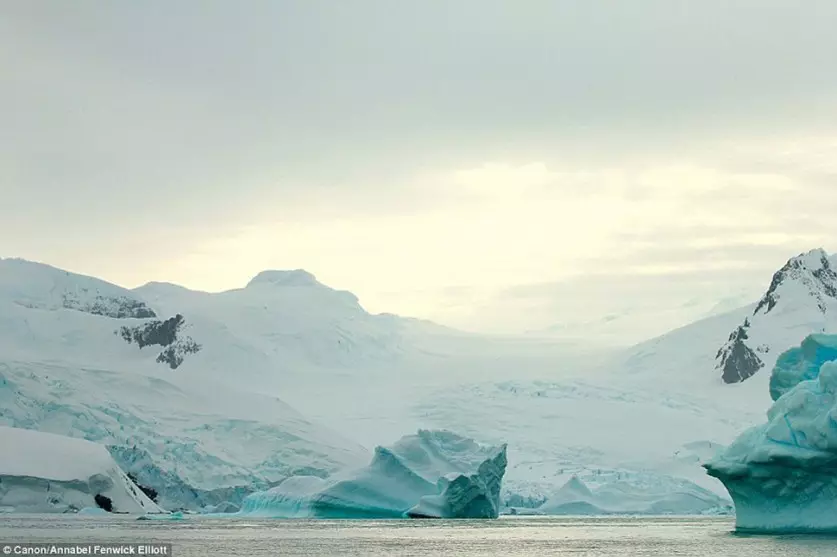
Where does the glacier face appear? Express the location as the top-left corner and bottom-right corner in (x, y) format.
(0, 359), (368, 510)
(705, 334), (837, 532)
(0, 426), (163, 514)
(239, 430), (508, 519)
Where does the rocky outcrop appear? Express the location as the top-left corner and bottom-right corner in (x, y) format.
(119, 314), (201, 369)
(716, 319), (764, 383)
(62, 292), (156, 319)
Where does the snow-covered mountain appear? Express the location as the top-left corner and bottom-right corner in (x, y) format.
(0, 258), (373, 510)
(714, 249), (837, 384)
(4, 249), (835, 515)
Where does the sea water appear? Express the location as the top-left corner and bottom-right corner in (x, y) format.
(1, 515), (835, 556)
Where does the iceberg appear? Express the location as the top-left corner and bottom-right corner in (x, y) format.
(705, 334), (837, 532)
(0, 426), (163, 514)
(537, 474), (729, 516)
(239, 430), (507, 519)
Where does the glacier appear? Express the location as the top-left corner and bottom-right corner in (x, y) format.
(2, 254), (815, 516)
(239, 430), (507, 519)
(705, 334), (837, 532)
(0, 426), (163, 514)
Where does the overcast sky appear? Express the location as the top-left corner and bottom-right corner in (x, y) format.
(3, 1), (837, 338)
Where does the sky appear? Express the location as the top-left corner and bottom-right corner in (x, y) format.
(3, 1), (837, 342)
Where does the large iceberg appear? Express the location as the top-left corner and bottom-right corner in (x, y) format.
(0, 426), (163, 514)
(705, 334), (837, 532)
(239, 430), (507, 519)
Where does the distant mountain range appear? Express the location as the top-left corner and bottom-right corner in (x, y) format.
(1, 248), (835, 512)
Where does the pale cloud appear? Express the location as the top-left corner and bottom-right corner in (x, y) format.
(4, 1), (837, 340)
(113, 154), (834, 330)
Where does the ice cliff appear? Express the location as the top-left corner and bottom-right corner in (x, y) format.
(239, 430), (507, 519)
(705, 334), (837, 532)
(0, 426), (163, 514)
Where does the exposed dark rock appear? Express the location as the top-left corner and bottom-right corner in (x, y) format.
(717, 321), (764, 384)
(119, 314), (201, 369)
(156, 341), (201, 369)
(120, 314), (184, 348)
(127, 473), (158, 502)
(62, 291), (156, 319)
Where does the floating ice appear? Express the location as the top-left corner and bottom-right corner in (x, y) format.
(239, 430), (507, 519)
(705, 334), (837, 532)
(537, 475), (729, 516)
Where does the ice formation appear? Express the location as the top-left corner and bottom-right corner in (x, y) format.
(239, 430), (507, 519)
(0, 426), (163, 514)
(536, 475), (729, 516)
(705, 334), (837, 532)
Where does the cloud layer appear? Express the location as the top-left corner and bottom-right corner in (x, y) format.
(2, 2), (837, 339)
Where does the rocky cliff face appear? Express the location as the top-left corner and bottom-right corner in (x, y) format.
(118, 314), (201, 369)
(716, 319), (764, 384)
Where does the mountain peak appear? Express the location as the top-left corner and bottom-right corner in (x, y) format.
(753, 248), (837, 317)
(246, 269), (319, 288)
(716, 248), (837, 384)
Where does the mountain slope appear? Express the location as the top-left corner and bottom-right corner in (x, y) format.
(6, 251), (832, 515)
(0, 258), (369, 509)
(714, 249), (837, 384)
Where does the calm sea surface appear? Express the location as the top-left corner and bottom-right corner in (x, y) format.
(1, 515), (836, 556)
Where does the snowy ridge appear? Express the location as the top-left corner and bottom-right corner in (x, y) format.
(715, 249), (837, 384)
(0, 258), (155, 319)
(132, 268), (420, 376)
(0, 426), (163, 514)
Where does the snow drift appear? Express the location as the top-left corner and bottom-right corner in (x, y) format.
(705, 334), (837, 532)
(0, 426), (163, 514)
(239, 430), (507, 519)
